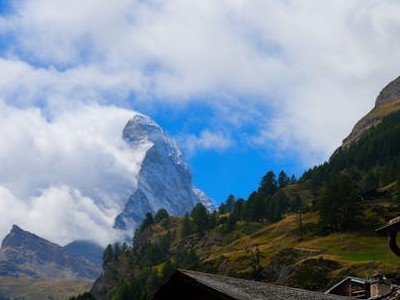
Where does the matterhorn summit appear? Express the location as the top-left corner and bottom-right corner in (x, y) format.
(114, 113), (214, 230)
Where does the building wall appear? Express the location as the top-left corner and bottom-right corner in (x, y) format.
(329, 279), (369, 299)
(370, 282), (391, 298)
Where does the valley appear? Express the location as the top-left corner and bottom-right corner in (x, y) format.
(0, 277), (92, 300)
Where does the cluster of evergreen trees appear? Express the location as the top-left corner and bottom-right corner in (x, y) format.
(300, 111), (400, 232)
(103, 242), (128, 266)
(302, 111), (400, 193)
(176, 170), (301, 239)
(106, 208), (199, 300)
(213, 111), (400, 234)
(217, 171), (299, 224)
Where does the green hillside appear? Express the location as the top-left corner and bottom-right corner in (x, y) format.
(91, 211), (400, 300)
(87, 110), (400, 300)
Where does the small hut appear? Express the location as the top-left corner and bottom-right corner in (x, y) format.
(325, 276), (370, 299)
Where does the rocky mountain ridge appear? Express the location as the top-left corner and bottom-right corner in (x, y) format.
(63, 240), (104, 267)
(114, 114), (214, 231)
(0, 225), (101, 280)
(342, 75), (400, 147)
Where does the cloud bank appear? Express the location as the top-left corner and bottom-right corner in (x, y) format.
(0, 104), (138, 245)
(1, 1), (399, 157)
(1, 0), (400, 243)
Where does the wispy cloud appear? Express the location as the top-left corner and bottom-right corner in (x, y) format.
(183, 130), (233, 154)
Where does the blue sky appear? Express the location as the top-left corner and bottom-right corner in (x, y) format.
(0, 0), (9, 13)
(144, 101), (303, 202)
(1, 0), (400, 244)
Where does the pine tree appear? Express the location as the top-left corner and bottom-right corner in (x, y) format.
(225, 194), (236, 213)
(259, 170), (277, 196)
(154, 208), (170, 226)
(246, 192), (265, 221)
(223, 213), (237, 233)
(102, 244), (114, 266)
(269, 190), (289, 222)
(140, 212), (154, 232)
(181, 213), (192, 238)
(247, 246), (265, 281)
(191, 203), (210, 236)
(318, 174), (359, 232)
(278, 170), (290, 188)
(233, 198), (246, 220)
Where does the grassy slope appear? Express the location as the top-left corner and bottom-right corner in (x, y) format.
(193, 212), (400, 286)
(0, 277), (92, 300)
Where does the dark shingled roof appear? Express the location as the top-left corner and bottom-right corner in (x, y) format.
(152, 269), (351, 300)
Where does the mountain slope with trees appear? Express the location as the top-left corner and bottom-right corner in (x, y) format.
(84, 78), (400, 300)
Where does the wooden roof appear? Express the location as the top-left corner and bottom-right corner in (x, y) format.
(152, 269), (351, 300)
(325, 276), (370, 294)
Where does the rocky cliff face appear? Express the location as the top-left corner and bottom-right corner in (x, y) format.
(114, 114), (214, 230)
(0, 225), (101, 280)
(375, 75), (400, 107)
(341, 75), (400, 147)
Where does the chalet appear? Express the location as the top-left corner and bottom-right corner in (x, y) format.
(325, 276), (370, 299)
(152, 269), (351, 300)
(325, 274), (399, 299)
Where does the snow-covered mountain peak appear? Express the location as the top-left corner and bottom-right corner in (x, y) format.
(115, 113), (214, 232)
(123, 113), (162, 144)
(123, 113), (186, 169)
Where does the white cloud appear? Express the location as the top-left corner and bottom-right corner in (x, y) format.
(1, 0), (399, 163)
(0, 102), (143, 245)
(183, 130), (233, 154)
(2, 0), (400, 242)
(0, 185), (120, 246)
(0, 58), (144, 110)
(233, 0), (400, 162)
